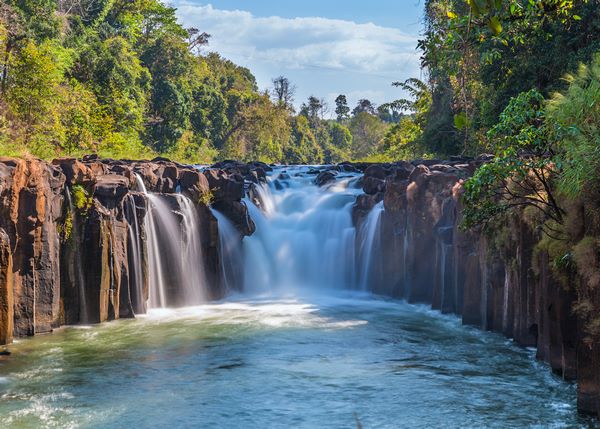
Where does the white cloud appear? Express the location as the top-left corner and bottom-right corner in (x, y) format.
(171, 2), (422, 112)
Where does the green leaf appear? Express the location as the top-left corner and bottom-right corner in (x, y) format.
(454, 112), (468, 130)
(488, 16), (503, 35)
(573, 15), (582, 21)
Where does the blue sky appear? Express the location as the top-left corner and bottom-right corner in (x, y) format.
(171, 1), (425, 114)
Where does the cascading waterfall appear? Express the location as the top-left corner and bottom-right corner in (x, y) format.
(65, 189), (88, 323)
(177, 195), (208, 303)
(357, 201), (384, 291)
(135, 174), (207, 308)
(211, 209), (243, 292)
(125, 194), (145, 314)
(502, 266), (510, 332)
(403, 225), (410, 296)
(241, 167), (362, 294)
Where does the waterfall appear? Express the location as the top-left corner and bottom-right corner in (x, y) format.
(177, 195), (207, 303)
(130, 166), (391, 302)
(357, 201), (384, 291)
(125, 195), (145, 314)
(135, 174), (207, 308)
(211, 209), (244, 292)
(65, 190), (88, 323)
(502, 266), (510, 332)
(241, 168), (361, 294)
(402, 225), (410, 297)
(438, 240), (446, 311)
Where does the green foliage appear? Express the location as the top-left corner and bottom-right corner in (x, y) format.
(0, 0), (304, 164)
(462, 89), (564, 230)
(419, 0), (600, 156)
(381, 117), (425, 160)
(59, 209), (74, 242)
(348, 112), (389, 160)
(329, 122), (353, 152)
(285, 116), (323, 164)
(198, 189), (214, 206)
(547, 54), (600, 197)
(71, 185), (93, 214)
(487, 89), (546, 154)
(2, 0), (597, 169)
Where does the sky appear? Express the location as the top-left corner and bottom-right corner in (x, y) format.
(171, 1), (426, 114)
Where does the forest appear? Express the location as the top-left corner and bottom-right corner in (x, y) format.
(0, 0), (419, 164)
(1, 0), (600, 178)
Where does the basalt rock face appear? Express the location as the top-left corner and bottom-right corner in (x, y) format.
(0, 157), (261, 345)
(0, 158), (65, 337)
(354, 158), (597, 417)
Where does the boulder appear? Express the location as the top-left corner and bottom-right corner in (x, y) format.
(363, 176), (385, 195)
(315, 171), (336, 187)
(204, 169), (245, 202)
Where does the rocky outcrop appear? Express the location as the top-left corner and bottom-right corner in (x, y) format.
(0, 228), (13, 345)
(0, 158), (66, 337)
(204, 168), (255, 237)
(0, 157), (264, 344)
(354, 158), (598, 418)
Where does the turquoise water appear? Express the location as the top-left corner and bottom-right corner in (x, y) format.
(0, 291), (595, 428)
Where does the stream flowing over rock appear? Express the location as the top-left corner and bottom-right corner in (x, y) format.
(0, 156), (599, 418)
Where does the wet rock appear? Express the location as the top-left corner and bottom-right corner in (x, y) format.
(204, 169), (245, 202)
(94, 175), (130, 202)
(179, 169), (210, 203)
(364, 164), (391, 180)
(212, 200), (255, 236)
(337, 162), (358, 173)
(363, 176), (385, 195)
(315, 171), (336, 187)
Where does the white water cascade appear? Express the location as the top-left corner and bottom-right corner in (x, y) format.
(240, 166), (363, 294)
(357, 201), (384, 291)
(65, 190), (88, 323)
(135, 175), (208, 308)
(125, 194), (145, 314)
(211, 209), (243, 292)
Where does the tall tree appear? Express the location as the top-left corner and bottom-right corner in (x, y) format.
(352, 99), (376, 116)
(334, 94), (350, 122)
(271, 75), (296, 110)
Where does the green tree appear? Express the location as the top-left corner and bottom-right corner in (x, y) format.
(548, 54), (600, 198)
(286, 115), (323, 164)
(462, 89), (564, 236)
(348, 111), (389, 159)
(79, 36), (150, 134)
(6, 40), (73, 156)
(334, 94), (350, 122)
(382, 117), (423, 160)
(141, 33), (194, 151)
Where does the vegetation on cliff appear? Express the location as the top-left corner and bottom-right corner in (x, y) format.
(0, 0), (417, 164)
(421, 0), (600, 344)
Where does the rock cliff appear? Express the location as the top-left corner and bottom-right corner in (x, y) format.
(353, 158), (600, 418)
(0, 156), (258, 344)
